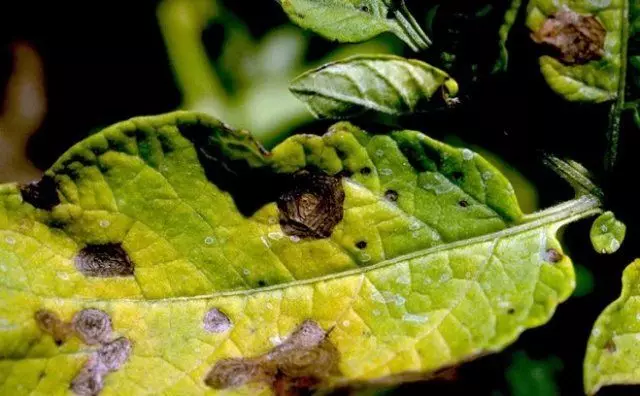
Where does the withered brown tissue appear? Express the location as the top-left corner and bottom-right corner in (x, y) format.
(532, 9), (606, 65)
(277, 170), (345, 239)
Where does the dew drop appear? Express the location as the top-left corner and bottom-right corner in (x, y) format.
(57, 272), (69, 280)
(269, 336), (282, 346)
(5, 236), (15, 245)
(242, 269), (250, 276)
(99, 220), (110, 228)
(372, 309), (381, 316)
(412, 231), (420, 239)
(439, 274), (451, 283)
(600, 224), (608, 233)
(465, 272), (471, 279)
(409, 221), (421, 231)
(592, 328), (601, 336)
(342, 320), (350, 327)
(610, 239), (621, 251)
(268, 217), (278, 225)
(498, 301), (510, 309)
(396, 274), (411, 285)
(268, 232), (284, 240)
(266, 303), (273, 310)
(360, 253), (371, 263)
(204, 236), (215, 245)
(289, 236), (301, 243)
(462, 149), (474, 161)
(375, 149), (384, 157)
(482, 172), (493, 181)
(379, 168), (393, 176)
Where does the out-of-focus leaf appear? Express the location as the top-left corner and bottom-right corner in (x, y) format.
(277, 0), (430, 51)
(495, 0), (524, 72)
(506, 351), (562, 396)
(0, 111), (601, 394)
(590, 211), (626, 254)
(584, 259), (640, 395)
(290, 55), (458, 119)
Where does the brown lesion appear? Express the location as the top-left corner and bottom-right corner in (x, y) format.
(74, 243), (135, 277)
(205, 320), (340, 395)
(19, 175), (60, 211)
(34, 308), (132, 395)
(278, 170), (345, 239)
(531, 8), (606, 65)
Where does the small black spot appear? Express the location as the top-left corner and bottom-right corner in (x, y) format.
(336, 169), (353, 178)
(360, 5), (369, 12)
(355, 241), (367, 249)
(451, 171), (464, 181)
(19, 175), (60, 211)
(385, 190), (399, 202)
(39, 371), (46, 380)
(605, 339), (617, 353)
(75, 243), (135, 277)
(458, 200), (469, 208)
(258, 280), (267, 287)
(359, 167), (372, 176)
(55, 339), (63, 347)
(507, 308), (516, 315)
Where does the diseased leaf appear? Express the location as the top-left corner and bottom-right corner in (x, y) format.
(277, 0), (430, 51)
(0, 111), (601, 394)
(590, 211), (626, 254)
(526, 1), (623, 102)
(584, 259), (640, 395)
(290, 55), (459, 119)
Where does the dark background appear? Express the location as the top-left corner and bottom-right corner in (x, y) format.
(1, 1), (638, 394)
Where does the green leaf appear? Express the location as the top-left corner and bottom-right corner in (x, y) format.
(590, 211), (626, 254)
(584, 259), (640, 395)
(526, 0), (623, 103)
(277, 0), (430, 51)
(0, 111), (600, 394)
(495, 0), (524, 73)
(290, 55), (459, 119)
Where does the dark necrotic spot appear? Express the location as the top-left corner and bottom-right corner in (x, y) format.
(359, 167), (372, 176)
(75, 243), (134, 277)
(257, 280), (267, 287)
(385, 190), (399, 202)
(605, 339), (617, 354)
(205, 358), (262, 389)
(451, 171), (464, 181)
(19, 175), (60, 211)
(507, 308), (516, 315)
(355, 241), (367, 249)
(73, 309), (112, 345)
(360, 5), (369, 12)
(98, 337), (132, 371)
(544, 248), (563, 263)
(203, 308), (232, 333)
(277, 170), (345, 239)
(458, 200), (469, 208)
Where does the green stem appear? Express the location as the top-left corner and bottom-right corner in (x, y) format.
(605, 0), (630, 172)
(542, 154), (604, 201)
(157, 0), (228, 114)
(394, 2), (431, 51)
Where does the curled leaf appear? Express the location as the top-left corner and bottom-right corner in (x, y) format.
(584, 259), (640, 395)
(0, 111), (601, 394)
(590, 211), (626, 254)
(277, 0), (430, 51)
(290, 55), (459, 119)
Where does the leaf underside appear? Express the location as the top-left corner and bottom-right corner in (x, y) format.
(584, 259), (640, 395)
(0, 111), (597, 394)
(278, 0), (430, 51)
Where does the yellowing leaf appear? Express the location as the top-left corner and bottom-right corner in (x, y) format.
(584, 259), (640, 395)
(277, 0), (430, 51)
(290, 55), (459, 119)
(0, 111), (600, 394)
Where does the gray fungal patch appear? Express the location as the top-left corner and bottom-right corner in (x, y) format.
(35, 309), (73, 345)
(19, 175), (60, 211)
(544, 248), (563, 263)
(204, 320), (339, 392)
(203, 308), (232, 333)
(73, 309), (112, 345)
(75, 243), (134, 277)
(71, 337), (132, 396)
(277, 170), (345, 239)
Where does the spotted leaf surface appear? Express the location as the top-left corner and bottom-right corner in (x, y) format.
(290, 55), (459, 119)
(277, 0), (430, 51)
(584, 259), (640, 395)
(0, 111), (599, 394)
(526, 0), (625, 102)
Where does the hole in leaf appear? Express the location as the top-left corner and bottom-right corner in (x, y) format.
(360, 167), (372, 176)
(458, 200), (469, 208)
(355, 241), (367, 249)
(385, 190), (399, 202)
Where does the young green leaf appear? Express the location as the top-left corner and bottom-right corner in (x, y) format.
(495, 0), (524, 72)
(290, 55), (459, 119)
(0, 111), (600, 394)
(584, 259), (640, 395)
(277, 0), (430, 51)
(590, 211), (626, 254)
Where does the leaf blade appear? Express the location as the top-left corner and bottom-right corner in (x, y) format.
(290, 55), (459, 119)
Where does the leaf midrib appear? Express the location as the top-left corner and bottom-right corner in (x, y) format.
(16, 196), (601, 304)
